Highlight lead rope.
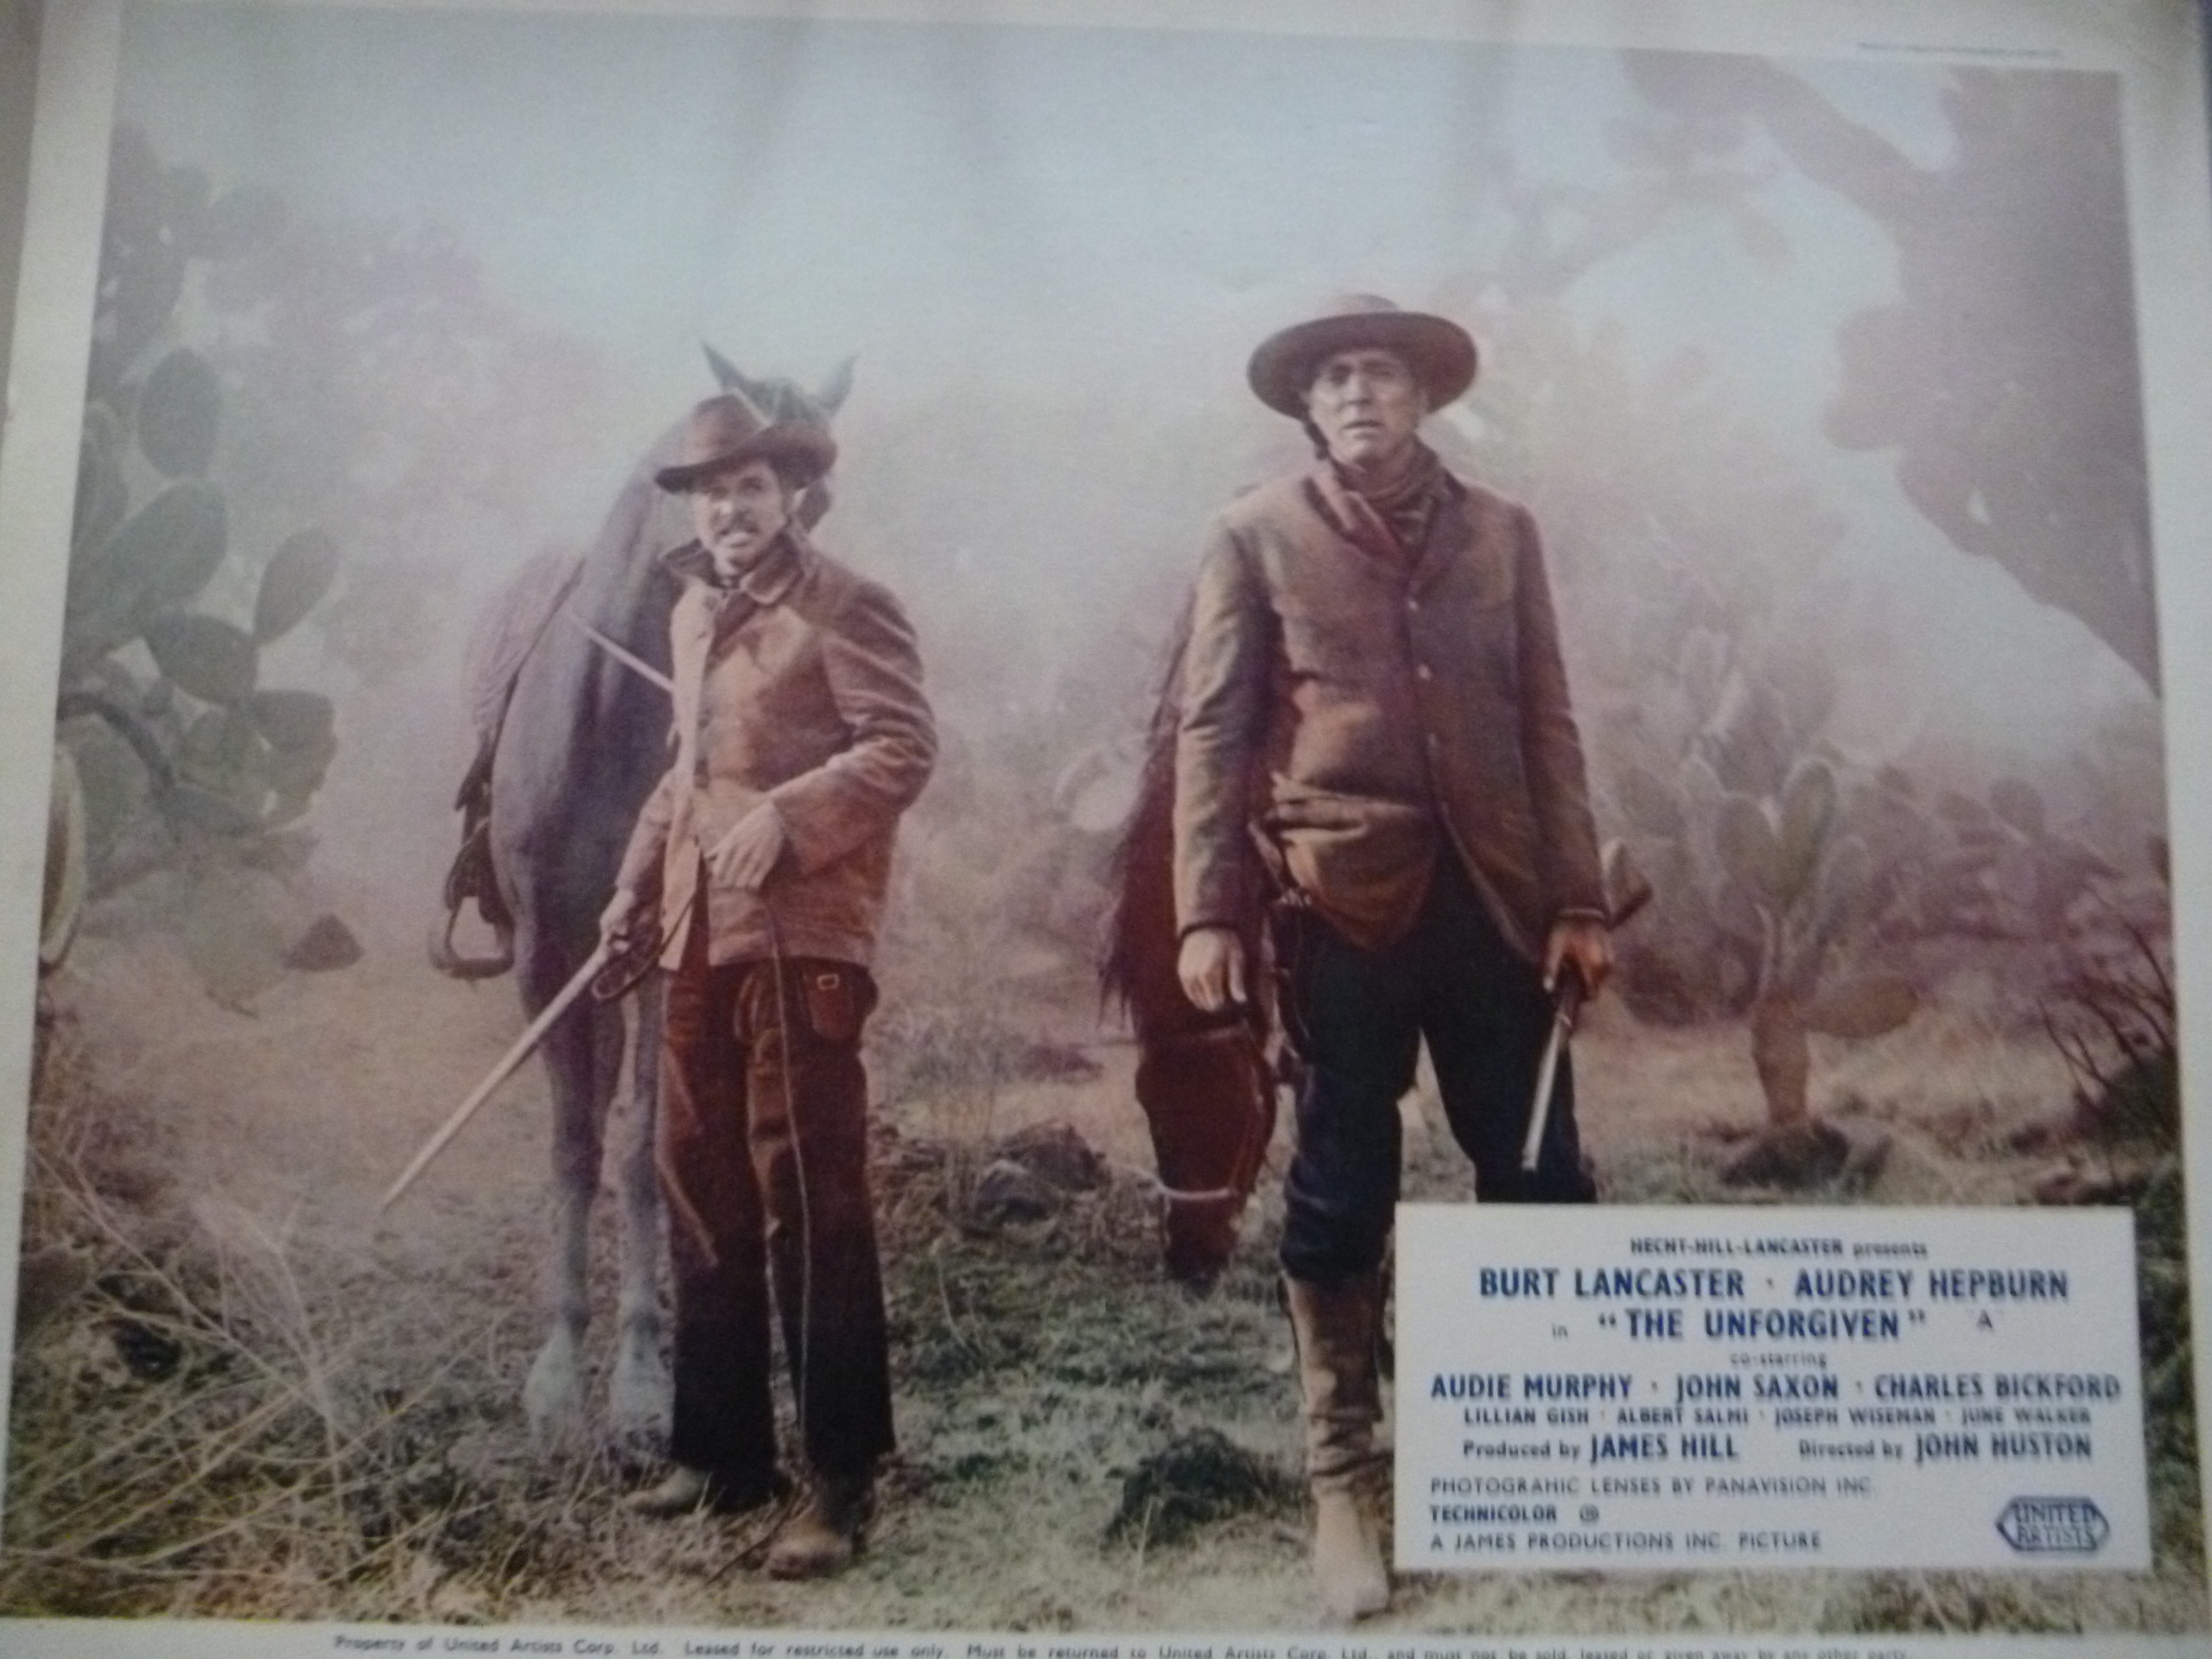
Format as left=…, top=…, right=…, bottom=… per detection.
left=762, top=901, right=820, bottom=1478
left=689, top=887, right=815, bottom=1584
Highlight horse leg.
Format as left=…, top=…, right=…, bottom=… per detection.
left=522, top=983, right=622, bottom=1446
left=608, top=974, right=672, bottom=1441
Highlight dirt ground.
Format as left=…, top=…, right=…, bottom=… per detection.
left=3, top=923, right=2205, bottom=1637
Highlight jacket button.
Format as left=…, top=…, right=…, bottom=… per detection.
left=1406, top=597, right=1421, bottom=613
left=1426, top=732, right=1442, bottom=749
left=1415, top=664, right=1433, bottom=682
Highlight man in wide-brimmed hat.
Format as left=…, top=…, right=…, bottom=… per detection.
left=601, top=390, right=935, bottom=1578
left=1172, top=296, right=1611, bottom=1618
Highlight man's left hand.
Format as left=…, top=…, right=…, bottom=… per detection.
left=707, top=802, right=788, bottom=892
left=1543, top=916, right=1612, bottom=1000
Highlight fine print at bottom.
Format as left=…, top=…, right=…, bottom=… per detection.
left=1394, top=1205, right=2151, bottom=1571
left=330, top=1641, right=1924, bottom=1659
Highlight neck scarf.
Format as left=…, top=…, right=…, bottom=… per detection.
left=1309, top=442, right=1447, bottom=563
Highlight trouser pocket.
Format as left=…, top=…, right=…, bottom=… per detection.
left=798, top=963, right=875, bottom=1044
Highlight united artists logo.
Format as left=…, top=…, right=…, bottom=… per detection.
left=1996, top=1497, right=2110, bottom=1554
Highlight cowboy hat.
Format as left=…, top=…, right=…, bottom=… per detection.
left=1248, top=294, right=1478, bottom=418
left=653, top=392, right=838, bottom=492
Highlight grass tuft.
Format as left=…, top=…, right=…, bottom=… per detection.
left=1104, top=1430, right=1297, bottom=1550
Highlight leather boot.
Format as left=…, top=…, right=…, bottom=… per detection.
left=1286, top=1274, right=1389, bottom=1620
left=765, top=1468, right=873, bottom=1579
left=626, top=1464, right=785, bottom=1518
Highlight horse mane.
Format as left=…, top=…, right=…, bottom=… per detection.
left=1099, top=601, right=1192, bottom=1026
left=1097, top=594, right=1281, bottom=1286
left=1098, top=598, right=1272, bottom=1037
left=461, top=546, right=587, bottom=745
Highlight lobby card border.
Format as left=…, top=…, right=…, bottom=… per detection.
left=1, top=2, right=2210, bottom=1654
left=5, top=1627, right=2212, bottom=1659
left=6, top=1628, right=2212, bottom=1659
left=0, top=0, right=123, bottom=1505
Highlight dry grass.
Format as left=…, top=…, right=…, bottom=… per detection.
left=1562, top=1005, right=2207, bottom=1637
left=5, top=1014, right=472, bottom=1618
left=2, top=941, right=2205, bottom=1635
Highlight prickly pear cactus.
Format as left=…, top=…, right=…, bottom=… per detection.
left=46, top=130, right=342, bottom=996
left=1607, top=623, right=1915, bottom=1125
left=1840, top=764, right=2122, bottom=950
left=1714, top=756, right=1914, bottom=1124
left=60, top=341, right=343, bottom=861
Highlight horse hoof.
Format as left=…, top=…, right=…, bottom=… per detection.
left=609, top=1339, right=673, bottom=1446
left=524, top=1333, right=586, bottom=1449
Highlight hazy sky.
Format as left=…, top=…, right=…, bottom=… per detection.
left=110, top=3, right=2148, bottom=798
left=116, top=8, right=1942, bottom=454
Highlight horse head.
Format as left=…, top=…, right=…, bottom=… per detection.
left=702, top=343, right=855, bottom=529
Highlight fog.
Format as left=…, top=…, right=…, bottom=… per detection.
left=89, top=8, right=2161, bottom=980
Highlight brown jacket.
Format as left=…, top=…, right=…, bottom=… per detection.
left=1173, top=462, right=1604, bottom=959
left=616, top=531, right=935, bottom=968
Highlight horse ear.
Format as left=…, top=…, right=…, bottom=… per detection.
left=731, top=368, right=784, bottom=421
left=701, top=349, right=773, bottom=426
left=815, top=355, right=856, bottom=416
left=702, top=341, right=742, bottom=391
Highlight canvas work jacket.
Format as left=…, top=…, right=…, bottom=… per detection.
left=615, top=530, right=935, bottom=969
left=1173, top=460, right=1605, bottom=959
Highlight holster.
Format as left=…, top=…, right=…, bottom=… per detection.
left=1250, top=824, right=1318, bottom=1068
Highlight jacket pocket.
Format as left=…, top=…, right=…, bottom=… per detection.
left=1263, top=778, right=1439, bottom=952
left=1451, top=536, right=1517, bottom=610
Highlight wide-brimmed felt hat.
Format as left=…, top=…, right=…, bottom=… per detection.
left=1248, top=294, right=1478, bottom=418
left=653, top=392, right=838, bottom=493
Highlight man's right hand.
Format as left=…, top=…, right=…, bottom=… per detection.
left=599, top=887, right=643, bottom=952
left=1177, top=925, right=1249, bottom=1012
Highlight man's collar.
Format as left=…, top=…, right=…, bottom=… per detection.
left=1306, top=443, right=1455, bottom=563
left=732, top=531, right=804, bottom=607
left=662, top=527, right=808, bottom=607
left=1325, top=440, right=1443, bottom=510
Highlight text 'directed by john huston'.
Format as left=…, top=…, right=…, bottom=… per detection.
left=1395, top=1205, right=2149, bottom=1571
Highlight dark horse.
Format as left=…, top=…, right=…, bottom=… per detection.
left=435, top=350, right=850, bottom=1440
left=1101, top=611, right=1281, bottom=1289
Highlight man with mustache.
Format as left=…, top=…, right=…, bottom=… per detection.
left=601, top=392, right=934, bottom=1578
left=1173, top=296, right=1611, bottom=1618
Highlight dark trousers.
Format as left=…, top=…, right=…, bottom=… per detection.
left=658, top=923, right=894, bottom=1484
left=1278, top=856, right=1594, bottom=1285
